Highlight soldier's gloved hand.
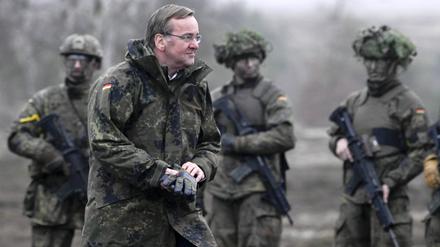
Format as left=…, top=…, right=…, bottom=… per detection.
left=37, top=146, right=69, bottom=175
left=44, top=156, right=69, bottom=175
left=221, top=133, right=236, bottom=154
left=160, top=173, right=177, bottom=191
left=424, top=154, right=440, bottom=189
left=174, top=170, right=197, bottom=201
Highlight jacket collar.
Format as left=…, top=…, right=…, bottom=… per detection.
left=125, top=39, right=212, bottom=89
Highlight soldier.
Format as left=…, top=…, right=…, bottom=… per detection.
left=207, top=30, right=295, bottom=247
left=7, top=34, right=103, bottom=247
left=81, top=4, right=220, bottom=247
left=423, top=122, right=440, bottom=246
left=328, top=25, right=431, bottom=247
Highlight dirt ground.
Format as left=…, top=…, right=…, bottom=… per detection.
left=0, top=129, right=431, bottom=247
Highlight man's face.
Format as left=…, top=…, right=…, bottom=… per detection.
left=162, top=16, right=200, bottom=72
left=363, top=58, right=397, bottom=81
left=233, top=56, right=261, bottom=80
left=64, top=54, right=98, bottom=83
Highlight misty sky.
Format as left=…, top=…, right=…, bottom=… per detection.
left=216, top=0, right=440, bottom=17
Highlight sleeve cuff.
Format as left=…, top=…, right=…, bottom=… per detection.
left=234, top=136, right=245, bottom=153
left=329, top=136, right=342, bottom=156
left=191, top=157, right=213, bottom=181
left=149, top=160, right=169, bottom=187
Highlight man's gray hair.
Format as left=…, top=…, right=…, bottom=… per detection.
left=145, top=4, right=194, bottom=49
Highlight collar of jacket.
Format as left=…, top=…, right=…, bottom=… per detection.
left=125, top=39, right=212, bottom=91
left=222, top=75, right=263, bottom=94
left=64, top=77, right=90, bottom=99
left=357, top=80, right=406, bottom=106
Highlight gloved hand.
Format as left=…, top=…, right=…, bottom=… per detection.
left=221, top=133, right=236, bottom=154
left=160, top=173, right=177, bottom=190
left=424, top=154, right=440, bottom=189
left=36, top=145, right=69, bottom=175
left=160, top=170, right=197, bottom=201
left=174, top=170, right=197, bottom=201
left=43, top=156, right=69, bottom=175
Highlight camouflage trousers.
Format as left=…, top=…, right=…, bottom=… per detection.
left=32, top=224, right=75, bottom=247
left=209, top=193, right=282, bottom=247
left=425, top=212, right=440, bottom=247
left=334, top=196, right=412, bottom=247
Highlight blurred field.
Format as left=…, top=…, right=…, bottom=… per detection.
left=0, top=127, right=431, bottom=247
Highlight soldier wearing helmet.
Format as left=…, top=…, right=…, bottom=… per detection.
left=424, top=137, right=440, bottom=247
left=7, top=33, right=102, bottom=247
left=207, top=30, right=295, bottom=247
left=328, top=25, right=430, bottom=247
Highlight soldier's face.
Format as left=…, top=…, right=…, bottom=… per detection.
left=363, top=59, right=397, bottom=81
left=162, top=16, right=199, bottom=73
left=233, top=56, right=261, bottom=80
left=64, top=54, right=98, bottom=83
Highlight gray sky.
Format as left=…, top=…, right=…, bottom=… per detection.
left=216, top=0, right=440, bottom=17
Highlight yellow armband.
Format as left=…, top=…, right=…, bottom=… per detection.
left=19, top=114, right=40, bottom=124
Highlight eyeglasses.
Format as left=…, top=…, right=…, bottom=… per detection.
left=164, top=32, right=202, bottom=44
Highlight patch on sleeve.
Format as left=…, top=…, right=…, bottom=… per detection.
left=102, top=83, right=112, bottom=90
left=19, top=114, right=40, bottom=124
left=277, top=95, right=288, bottom=102
left=415, top=108, right=426, bottom=114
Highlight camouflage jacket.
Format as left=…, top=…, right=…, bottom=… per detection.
left=83, top=39, right=220, bottom=247
left=7, top=82, right=89, bottom=227
left=208, top=77, right=295, bottom=200
left=328, top=82, right=430, bottom=203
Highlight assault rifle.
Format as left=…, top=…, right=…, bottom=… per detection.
left=428, top=122, right=440, bottom=215
left=213, top=96, right=293, bottom=225
left=329, top=106, right=400, bottom=247
left=38, top=114, right=88, bottom=204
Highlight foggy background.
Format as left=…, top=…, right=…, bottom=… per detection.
left=1, top=0, right=439, bottom=246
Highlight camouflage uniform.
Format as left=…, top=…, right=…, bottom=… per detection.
left=81, top=38, right=220, bottom=247
left=7, top=33, right=102, bottom=247
left=207, top=30, right=295, bottom=247
left=423, top=112, right=440, bottom=247
left=425, top=199, right=440, bottom=247
left=328, top=26, right=430, bottom=247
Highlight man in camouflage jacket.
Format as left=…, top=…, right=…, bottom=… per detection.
left=81, top=4, right=220, bottom=247
left=7, top=34, right=103, bottom=247
left=207, top=30, right=295, bottom=247
left=328, top=26, right=431, bottom=247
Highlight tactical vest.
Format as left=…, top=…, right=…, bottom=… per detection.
left=349, top=86, right=408, bottom=158
left=216, top=78, right=279, bottom=132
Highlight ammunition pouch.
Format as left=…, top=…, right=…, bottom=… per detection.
left=372, top=128, right=407, bottom=153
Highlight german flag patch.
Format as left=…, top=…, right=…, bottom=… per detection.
left=277, top=96, right=288, bottom=102
left=415, top=108, right=425, bottom=114
left=102, top=83, right=112, bottom=90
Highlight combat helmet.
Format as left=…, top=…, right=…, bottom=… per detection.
left=59, top=34, right=103, bottom=63
left=352, top=25, right=416, bottom=68
left=214, top=30, right=270, bottom=68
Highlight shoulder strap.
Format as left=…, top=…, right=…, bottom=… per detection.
left=252, top=79, right=281, bottom=107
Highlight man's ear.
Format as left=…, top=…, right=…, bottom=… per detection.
left=154, top=33, right=166, bottom=51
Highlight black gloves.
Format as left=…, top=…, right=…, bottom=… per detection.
left=36, top=146, right=69, bottom=176
left=221, top=133, right=236, bottom=154
left=160, top=170, right=197, bottom=201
